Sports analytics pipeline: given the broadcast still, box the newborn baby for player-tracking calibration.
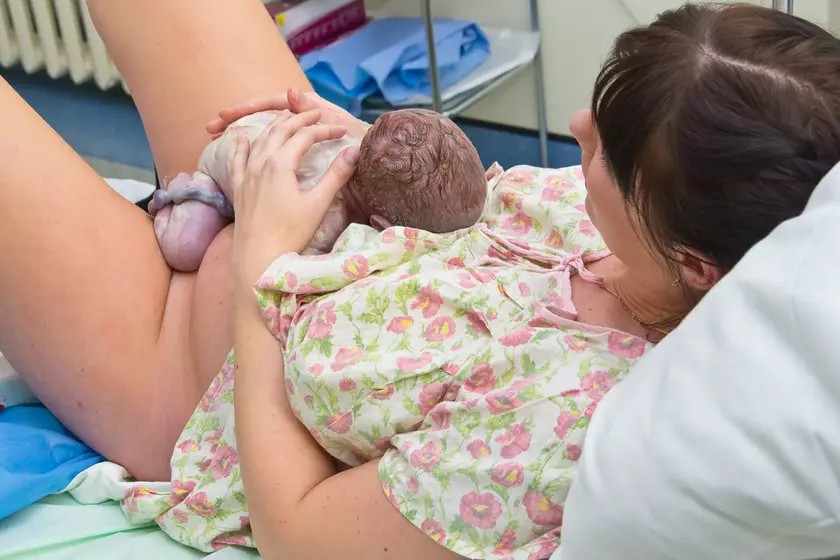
[149,109,488,271]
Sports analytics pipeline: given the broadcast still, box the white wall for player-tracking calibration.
[365,0,835,137]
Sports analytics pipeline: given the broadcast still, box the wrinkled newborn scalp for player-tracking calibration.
[352,109,486,233]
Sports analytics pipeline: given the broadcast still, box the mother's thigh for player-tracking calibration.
[0,78,178,481]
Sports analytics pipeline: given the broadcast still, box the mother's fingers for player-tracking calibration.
[250,110,322,163]
[229,134,251,205]
[279,124,349,168]
[206,93,292,135]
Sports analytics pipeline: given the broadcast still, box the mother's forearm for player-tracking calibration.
[233,288,336,552]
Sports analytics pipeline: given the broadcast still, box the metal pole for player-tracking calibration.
[530,0,549,167]
[772,0,794,14]
[421,0,443,113]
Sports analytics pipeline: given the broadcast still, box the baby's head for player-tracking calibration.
[346,109,486,233]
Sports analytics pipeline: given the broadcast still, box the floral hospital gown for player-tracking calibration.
[122,164,652,559]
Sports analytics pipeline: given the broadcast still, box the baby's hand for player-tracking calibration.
[206,89,368,140]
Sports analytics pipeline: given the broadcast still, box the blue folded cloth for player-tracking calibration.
[0,405,103,520]
[301,17,490,114]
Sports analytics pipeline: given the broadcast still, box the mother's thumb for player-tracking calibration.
[317,146,360,201]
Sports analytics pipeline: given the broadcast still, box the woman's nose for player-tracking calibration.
[569,109,593,147]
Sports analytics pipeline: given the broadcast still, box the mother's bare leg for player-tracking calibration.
[69,0,313,477]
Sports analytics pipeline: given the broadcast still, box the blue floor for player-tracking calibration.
[2,68,581,172]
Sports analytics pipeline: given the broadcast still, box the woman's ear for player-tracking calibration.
[369,214,393,231]
[675,250,724,291]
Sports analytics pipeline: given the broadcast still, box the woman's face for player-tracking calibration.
[569,109,657,270]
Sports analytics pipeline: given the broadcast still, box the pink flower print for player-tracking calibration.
[491,461,525,488]
[495,423,532,458]
[565,335,590,352]
[510,375,536,392]
[486,389,525,415]
[397,352,433,372]
[331,347,365,371]
[204,428,224,453]
[285,378,296,396]
[578,218,596,237]
[339,378,357,392]
[499,328,534,347]
[421,519,447,545]
[410,441,442,472]
[541,177,571,202]
[506,169,536,187]
[523,492,564,526]
[561,389,581,398]
[304,395,314,406]
[495,530,518,555]
[457,272,476,289]
[185,492,217,517]
[374,437,392,453]
[566,444,582,461]
[584,401,599,418]
[527,530,561,560]
[471,269,496,284]
[309,302,337,339]
[487,310,498,320]
[198,394,220,413]
[404,228,420,241]
[608,331,647,359]
[419,382,446,415]
[572,166,584,180]
[214,536,248,549]
[342,255,369,279]
[371,384,395,400]
[411,286,443,318]
[499,190,523,211]
[446,257,466,269]
[443,382,461,401]
[467,439,491,459]
[210,445,239,481]
[382,482,400,509]
[554,411,581,440]
[309,363,324,377]
[442,362,460,375]
[387,316,414,334]
[168,480,196,506]
[123,485,155,513]
[466,310,490,335]
[198,458,212,475]
[528,315,554,329]
[581,370,615,401]
[326,411,353,434]
[464,363,496,394]
[407,476,420,494]
[425,316,456,342]
[488,245,514,262]
[177,439,200,454]
[460,492,503,529]
[284,271,298,289]
[546,228,564,248]
[429,407,452,430]
[173,509,188,524]
[240,515,250,529]
[518,282,532,297]
[382,229,395,243]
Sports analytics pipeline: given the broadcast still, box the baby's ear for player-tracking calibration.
[369,214,393,231]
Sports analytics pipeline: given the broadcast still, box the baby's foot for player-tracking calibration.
[151,172,231,272]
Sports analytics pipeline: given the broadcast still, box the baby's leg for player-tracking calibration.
[152,173,231,272]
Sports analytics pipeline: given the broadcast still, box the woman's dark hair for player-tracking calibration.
[593,2,840,273]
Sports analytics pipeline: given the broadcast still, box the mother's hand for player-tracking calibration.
[207,89,368,140]
[228,109,359,294]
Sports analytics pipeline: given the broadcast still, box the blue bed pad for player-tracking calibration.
[0,405,103,520]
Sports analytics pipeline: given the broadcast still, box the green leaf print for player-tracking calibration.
[532,329,554,345]
[318,336,334,357]
[395,278,420,314]
[382,407,392,427]
[404,509,418,522]
[361,374,376,388]
[214,496,225,508]
[395,335,413,353]
[233,491,248,508]
[402,395,422,416]
[486,411,517,432]
[359,312,384,325]
[522,353,537,375]
[500,365,516,387]
[310,276,344,291]
[408,259,422,276]
[231,467,242,487]
[577,356,593,378]
[327,386,340,411]
[336,300,354,321]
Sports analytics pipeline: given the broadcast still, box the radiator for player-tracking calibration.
[0,0,124,90]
